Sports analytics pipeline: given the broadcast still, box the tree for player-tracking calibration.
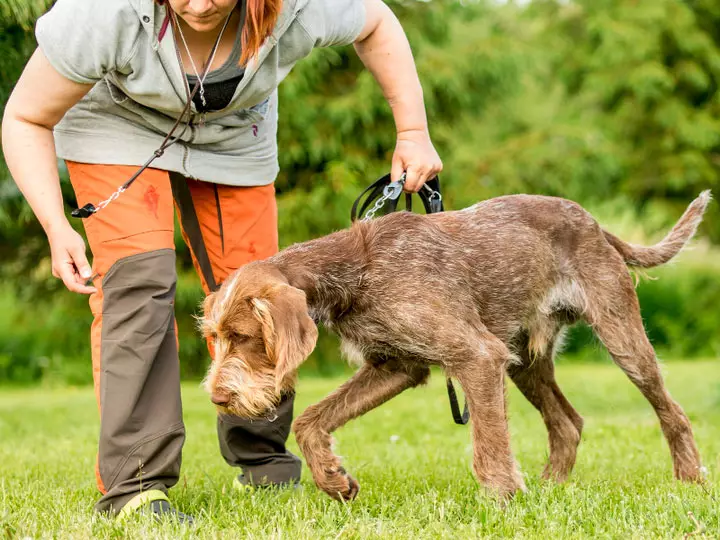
[1,0,718,383]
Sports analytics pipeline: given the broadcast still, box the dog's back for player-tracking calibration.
[357,191,710,349]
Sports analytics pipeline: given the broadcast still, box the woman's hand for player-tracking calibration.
[47,221,97,294]
[392,128,443,192]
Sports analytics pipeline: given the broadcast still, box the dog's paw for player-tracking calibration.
[541,463,571,483]
[480,473,526,504]
[319,466,360,501]
[675,463,707,484]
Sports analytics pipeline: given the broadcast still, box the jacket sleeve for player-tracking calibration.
[298,0,367,48]
[34,0,141,84]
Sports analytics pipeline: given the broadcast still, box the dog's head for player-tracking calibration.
[199,264,318,418]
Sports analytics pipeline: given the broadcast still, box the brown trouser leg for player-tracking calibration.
[170,173,301,486]
[68,162,184,515]
[67,163,299,516]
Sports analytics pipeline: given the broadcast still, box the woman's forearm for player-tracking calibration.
[354,0,428,135]
[353,0,442,191]
[2,113,68,234]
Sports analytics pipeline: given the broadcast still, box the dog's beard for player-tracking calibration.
[204,355,280,418]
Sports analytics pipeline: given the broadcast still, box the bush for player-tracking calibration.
[1,0,719,384]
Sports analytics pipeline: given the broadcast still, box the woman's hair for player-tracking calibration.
[156,0,282,65]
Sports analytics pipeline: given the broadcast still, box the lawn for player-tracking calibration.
[0,359,718,539]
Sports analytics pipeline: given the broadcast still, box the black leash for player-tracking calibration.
[350,173,443,221]
[446,377,470,425]
[70,8,216,220]
[350,173,470,426]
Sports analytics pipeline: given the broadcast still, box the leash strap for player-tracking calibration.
[446,378,470,425]
[170,172,219,292]
[351,173,469,425]
[71,9,219,219]
[71,83,198,219]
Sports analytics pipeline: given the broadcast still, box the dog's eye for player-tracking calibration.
[229,331,250,344]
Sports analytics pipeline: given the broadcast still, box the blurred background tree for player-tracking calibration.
[1,0,718,385]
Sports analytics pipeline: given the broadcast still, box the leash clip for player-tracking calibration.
[71,203,97,219]
[362,173,407,221]
[382,173,407,200]
[422,183,442,201]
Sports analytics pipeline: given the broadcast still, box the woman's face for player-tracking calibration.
[168,0,240,32]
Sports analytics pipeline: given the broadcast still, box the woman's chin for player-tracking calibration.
[183,18,223,33]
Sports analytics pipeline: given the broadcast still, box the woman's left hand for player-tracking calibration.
[391,128,443,192]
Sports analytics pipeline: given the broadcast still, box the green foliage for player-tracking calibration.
[0,0,53,29]
[1,0,719,384]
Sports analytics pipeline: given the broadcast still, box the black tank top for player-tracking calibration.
[185,3,246,113]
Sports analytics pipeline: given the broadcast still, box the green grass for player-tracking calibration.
[0,360,718,539]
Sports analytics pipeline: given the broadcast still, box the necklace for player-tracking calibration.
[172,10,234,108]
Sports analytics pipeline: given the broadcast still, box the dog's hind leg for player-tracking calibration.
[293,361,430,501]
[581,264,703,482]
[449,332,526,499]
[508,336,584,482]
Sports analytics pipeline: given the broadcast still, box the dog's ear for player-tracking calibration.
[252,285,318,393]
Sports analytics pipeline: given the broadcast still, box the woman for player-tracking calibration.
[1,0,442,521]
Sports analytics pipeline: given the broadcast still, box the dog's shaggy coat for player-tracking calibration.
[200,192,710,500]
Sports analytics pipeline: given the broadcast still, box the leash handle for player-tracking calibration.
[350,173,444,222]
[361,173,406,221]
[446,377,470,425]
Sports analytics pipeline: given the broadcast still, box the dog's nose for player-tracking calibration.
[211,392,230,406]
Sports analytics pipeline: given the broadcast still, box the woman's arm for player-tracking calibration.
[1,47,97,293]
[354,0,442,192]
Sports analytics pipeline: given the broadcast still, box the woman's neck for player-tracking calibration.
[174,6,242,75]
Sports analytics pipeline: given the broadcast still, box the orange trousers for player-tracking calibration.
[67,162,301,515]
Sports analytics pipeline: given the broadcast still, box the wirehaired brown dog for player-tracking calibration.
[200,191,710,501]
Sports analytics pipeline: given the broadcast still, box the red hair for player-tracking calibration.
[240,0,282,65]
[156,0,282,65]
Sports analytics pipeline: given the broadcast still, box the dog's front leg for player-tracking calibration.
[450,335,526,500]
[293,362,429,501]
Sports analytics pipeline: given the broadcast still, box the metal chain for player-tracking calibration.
[174,9,233,109]
[95,186,127,212]
[362,173,407,221]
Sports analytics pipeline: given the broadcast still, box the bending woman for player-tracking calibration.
[1,0,442,520]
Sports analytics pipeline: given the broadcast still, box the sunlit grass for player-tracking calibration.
[0,360,718,538]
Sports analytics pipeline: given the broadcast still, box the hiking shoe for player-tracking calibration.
[116,489,194,525]
[147,499,195,526]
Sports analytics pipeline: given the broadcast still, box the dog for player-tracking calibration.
[199,191,710,501]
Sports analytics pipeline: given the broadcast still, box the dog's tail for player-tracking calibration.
[603,190,712,269]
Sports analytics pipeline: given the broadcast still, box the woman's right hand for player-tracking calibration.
[47,221,97,294]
